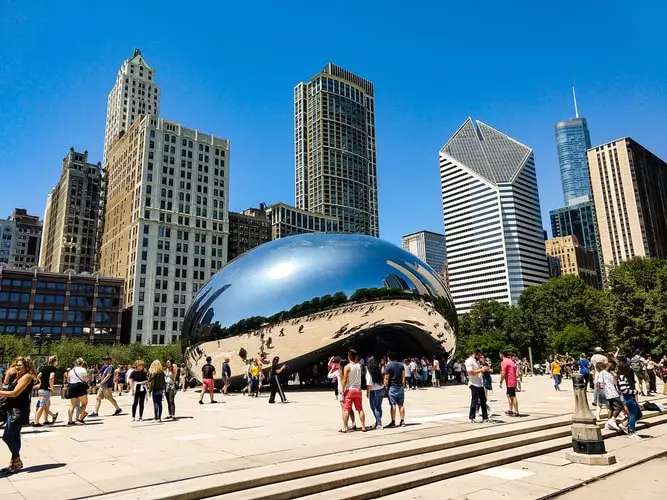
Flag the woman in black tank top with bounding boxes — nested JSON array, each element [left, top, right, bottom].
[[0, 357, 39, 474]]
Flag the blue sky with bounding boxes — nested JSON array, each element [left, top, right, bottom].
[[1, 0, 665, 246]]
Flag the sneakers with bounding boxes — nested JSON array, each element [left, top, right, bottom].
[[628, 433, 642, 440], [113, 409, 122, 416], [399, 420, 406, 427], [620, 423, 630, 435], [605, 419, 621, 431], [89, 412, 99, 417], [385, 422, 396, 428], [468, 419, 476, 424]]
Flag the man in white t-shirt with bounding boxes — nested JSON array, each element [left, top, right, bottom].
[[465, 349, 490, 423], [590, 348, 608, 405]]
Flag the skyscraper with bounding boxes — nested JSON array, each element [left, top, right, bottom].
[[103, 49, 160, 162], [588, 138, 667, 266], [100, 115, 230, 345], [555, 89, 592, 206], [4, 209, 42, 270], [545, 235, 599, 288], [440, 118, 549, 313], [294, 63, 378, 236], [401, 230, 447, 275], [40, 149, 103, 273]]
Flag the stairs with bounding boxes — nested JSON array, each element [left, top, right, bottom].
[[94, 405, 667, 500]]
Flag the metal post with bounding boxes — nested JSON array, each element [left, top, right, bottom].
[[528, 347, 534, 376], [565, 373, 616, 465]]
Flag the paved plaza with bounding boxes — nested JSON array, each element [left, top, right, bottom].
[[0, 375, 665, 499]]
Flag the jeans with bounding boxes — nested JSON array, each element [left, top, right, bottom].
[[152, 389, 164, 420], [165, 387, 176, 417], [408, 375, 416, 389], [648, 370, 657, 393], [3, 409, 26, 459], [132, 390, 146, 418], [623, 394, 639, 432], [368, 388, 384, 425], [469, 385, 488, 421], [553, 374, 562, 390]]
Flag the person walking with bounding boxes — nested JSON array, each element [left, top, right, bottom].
[[365, 356, 384, 430], [129, 360, 148, 421], [432, 357, 441, 388], [590, 348, 608, 404], [148, 360, 166, 422], [33, 356, 58, 426], [339, 349, 366, 432], [90, 357, 122, 417], [499, 351, 519, 417], [383, 352, 406, 428], [646, 355, 657, 395], [164, 359, 177, 419], [199, 356, 217, 405], [630, 352, 649, 396], [551, 357, 562, 391], [66, 357, 90, 425], [221, 358, 232, 395], [465, 349, 490, 423], [617, 355, 642, 439], [268, 356, 287, 404], [578, 353, 591, 389], [0, 357, 39, 473]]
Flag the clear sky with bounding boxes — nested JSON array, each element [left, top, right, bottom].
[[1, 0, 665, 246]]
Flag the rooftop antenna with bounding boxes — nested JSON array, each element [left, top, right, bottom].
[[572, 86, 579, 119]]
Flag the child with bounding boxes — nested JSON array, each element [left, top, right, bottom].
[[597, 362, 626, 432]]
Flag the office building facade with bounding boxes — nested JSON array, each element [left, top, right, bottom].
[[401, 230, 447, 275], [100, 115, 229, 345], [295, 63, 378, 236], [0, 268, 123, 343], [228, 205, 272, 261], [265, 202, 340, 240], [440, 118, 549, 313], [555, 117, 592, 206], [545, 236, 599, 288], [40, 149, 103, 273], [588, 138, 667, 266], [4, 210, 43, 270], [0, 220, 16, 266]]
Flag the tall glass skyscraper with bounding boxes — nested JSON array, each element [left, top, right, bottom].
[[555, 117, 591, 206]]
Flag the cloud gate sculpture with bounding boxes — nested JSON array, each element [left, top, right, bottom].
[[182, 234, 457, 388]]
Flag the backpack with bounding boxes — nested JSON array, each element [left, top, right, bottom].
[[630, 356, 644, 373]]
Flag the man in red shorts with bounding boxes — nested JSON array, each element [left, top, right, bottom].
[[339, 349, 366, 432], [499, 351, 519, 417], [199, 356, 218, 405]]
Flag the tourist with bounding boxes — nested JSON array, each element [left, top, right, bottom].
[[148, 360, 166, 422], [590, 348, 608, 403], [365, 356, 384, 430], [33, 355, 58, 426], [499, 351, 519, 417], [87, 363, 98, 395], [465, 349, 489, 423], [129, 360, 148, 421], [645, 355, 657, 395], [660, 355, 667, 396], [221, 358, 232, 395], [339, 349, 366, 432], [617, 355, 642, 439], [67, 357, 90, 425], [578, 353, 591, 389], [432, 357, 440, 388], [90, 357, 122, 417], [164, 359, 177, 419], [551, 356, 562, 391], [512, 354, 523, 392], [118, 365, 127, 396], [598, 361, 624, 432], [178, 364, 188, 392], [335, 358, 356, 431], [630, 352, 649, 396], [420, 358, 428, 388], [268, 356, 288, 404], [384, 352, 406, 428], [0, 357, 39, 473], [327, 356, 341, 399], [453, 360, 462, 384], [199, 356, 217, 405], [250, 359, 260, 397]]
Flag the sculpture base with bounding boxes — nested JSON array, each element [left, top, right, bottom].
[[572, 438, 606, 455], [566, 451, 616, 466]]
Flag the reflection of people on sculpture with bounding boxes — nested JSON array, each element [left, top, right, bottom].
[[268, 357, 288, 404], [266, 337, 273, 349], [199, 357, 217, 405]]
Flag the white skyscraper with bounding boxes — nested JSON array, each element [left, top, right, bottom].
[[439, 118, 549, 313], [103, 49, 160, 162]]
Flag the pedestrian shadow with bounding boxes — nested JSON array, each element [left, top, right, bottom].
[[0, 463, 66, 476]]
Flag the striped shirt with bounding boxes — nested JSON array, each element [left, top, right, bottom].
[[618, 370, 637, 396]]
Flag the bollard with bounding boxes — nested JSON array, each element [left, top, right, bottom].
[[565, 373, 616, 465]]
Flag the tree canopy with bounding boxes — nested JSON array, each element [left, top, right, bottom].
[[456, 258, 666, 361]]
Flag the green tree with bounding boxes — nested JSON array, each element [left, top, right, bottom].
[[551, 324, 595, 354]]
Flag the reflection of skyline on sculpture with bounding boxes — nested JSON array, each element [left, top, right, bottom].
[[182, 234, 457, 387]]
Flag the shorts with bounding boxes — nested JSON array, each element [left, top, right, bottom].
[[506, 387, 517, 398], [343, 389, 362, 412], [433, 370, 441, 380], [38, 389, 51, 406], [222, 374, 231, 386], [607, 397, 624, 413], [97, 387, 115, 401], [388, 386, 405, 406], [202, 378, 215, 393]]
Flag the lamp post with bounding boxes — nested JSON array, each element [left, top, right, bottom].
[[565, 373, 616, 465], [32, 329, 52, 355]]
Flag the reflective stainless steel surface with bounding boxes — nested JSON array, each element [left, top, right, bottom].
[[182, 234, 457, 387]]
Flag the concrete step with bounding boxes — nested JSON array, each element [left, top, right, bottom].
[[293, 412, 667, 500]]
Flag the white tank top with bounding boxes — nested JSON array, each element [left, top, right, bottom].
[[346, 362, 362, 390]]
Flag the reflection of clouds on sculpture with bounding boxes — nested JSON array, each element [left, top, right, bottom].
[[181, 234, 457, 387]]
